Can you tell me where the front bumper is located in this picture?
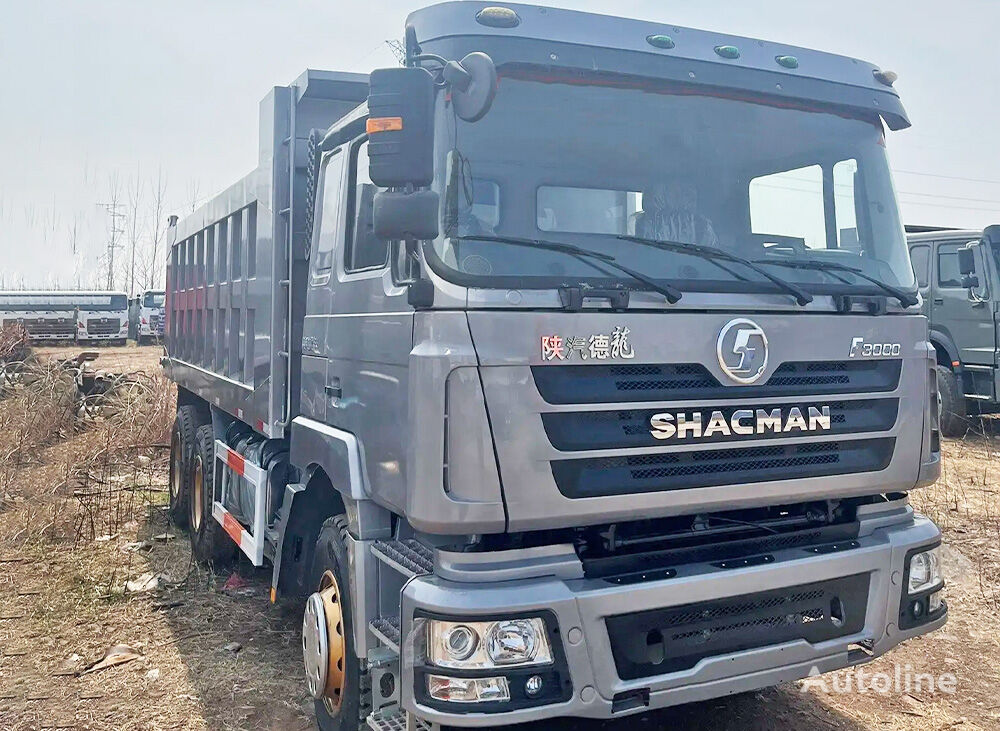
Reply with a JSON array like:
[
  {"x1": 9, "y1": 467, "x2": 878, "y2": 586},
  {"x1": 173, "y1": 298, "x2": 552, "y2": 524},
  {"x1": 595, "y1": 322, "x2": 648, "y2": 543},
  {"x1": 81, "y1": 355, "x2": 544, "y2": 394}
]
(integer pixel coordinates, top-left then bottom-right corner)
[{"x1": 401, "y1": 505, "x2": 945, "y2": 726}]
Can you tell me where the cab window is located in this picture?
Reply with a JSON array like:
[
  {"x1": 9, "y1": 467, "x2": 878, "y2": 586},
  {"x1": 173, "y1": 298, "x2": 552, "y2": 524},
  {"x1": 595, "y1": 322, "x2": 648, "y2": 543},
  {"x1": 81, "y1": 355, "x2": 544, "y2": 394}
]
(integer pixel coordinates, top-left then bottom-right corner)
[
  {"x1": 315, "y1": 149, "x2": 347, "y2": 272},
  {"x1": 937, "y1": 244, "x2": 963, "y2": 288},
  {"x1": 345, "y1": 141, "x2": 389, "y2": 272}
]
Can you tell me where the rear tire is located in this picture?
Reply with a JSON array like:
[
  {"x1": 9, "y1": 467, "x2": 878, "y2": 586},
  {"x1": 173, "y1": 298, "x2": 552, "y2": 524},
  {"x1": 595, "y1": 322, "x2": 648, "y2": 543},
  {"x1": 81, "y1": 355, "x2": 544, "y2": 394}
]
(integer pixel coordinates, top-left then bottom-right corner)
[
  {"x1": 167, "y1": 406, "x2": 199, "y2": 528},
  {"x1": 310, "y1": 516, "x2": 370, "y2": 731},
  {"x1": 936, "y1": 364, "x2": 966, "y2": 438},
  {"x1": 188, "y1": 424, "x2": 237, "y2": 565}
]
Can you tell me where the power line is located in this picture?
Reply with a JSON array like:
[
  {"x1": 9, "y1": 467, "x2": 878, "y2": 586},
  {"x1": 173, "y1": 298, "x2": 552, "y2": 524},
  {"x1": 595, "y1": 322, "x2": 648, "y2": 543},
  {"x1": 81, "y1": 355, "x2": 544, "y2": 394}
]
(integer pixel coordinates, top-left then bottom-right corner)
[{"x1": 891, "y1": 169, "x2": 1000, "y2": 187}]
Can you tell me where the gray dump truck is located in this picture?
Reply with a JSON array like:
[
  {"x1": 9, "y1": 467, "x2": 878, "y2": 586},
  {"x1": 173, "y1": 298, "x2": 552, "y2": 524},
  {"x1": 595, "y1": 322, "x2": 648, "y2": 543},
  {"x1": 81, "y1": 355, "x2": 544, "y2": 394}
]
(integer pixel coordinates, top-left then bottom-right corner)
[
  {"x1": 163, "y1": 4, "x2": 946, "y2": 729},
  {"x1": 907, "y1": 226, "x2": 1000, "y2": 436}
]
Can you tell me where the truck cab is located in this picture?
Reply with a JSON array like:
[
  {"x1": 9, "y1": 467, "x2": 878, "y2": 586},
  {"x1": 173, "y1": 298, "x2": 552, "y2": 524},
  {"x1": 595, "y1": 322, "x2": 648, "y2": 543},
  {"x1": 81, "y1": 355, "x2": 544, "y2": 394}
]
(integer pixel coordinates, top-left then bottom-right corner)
[
  {"x1": 907, "y1": 226, "x2": 1000, "y2": 434},
  {"x1": 132, "y1": 289, "x2": 166, "y2": 344}
]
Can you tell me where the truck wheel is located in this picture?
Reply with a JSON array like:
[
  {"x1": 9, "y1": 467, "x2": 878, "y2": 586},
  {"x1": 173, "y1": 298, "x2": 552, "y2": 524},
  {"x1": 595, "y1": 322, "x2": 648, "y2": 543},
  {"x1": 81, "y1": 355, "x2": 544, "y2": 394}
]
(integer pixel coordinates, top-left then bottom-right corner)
[
  {"x1": 188, "y1": 424, "x2": 237, "y2": 565},
  {"x1": 936, "y1": 364, "x2": 966, "y2": 438},
  {"x1": 304, "y1": 516, "x2": 370, "y2": 731},
  {"x1": 167, "y1": 406, "x2": 199, "y2": 528}
]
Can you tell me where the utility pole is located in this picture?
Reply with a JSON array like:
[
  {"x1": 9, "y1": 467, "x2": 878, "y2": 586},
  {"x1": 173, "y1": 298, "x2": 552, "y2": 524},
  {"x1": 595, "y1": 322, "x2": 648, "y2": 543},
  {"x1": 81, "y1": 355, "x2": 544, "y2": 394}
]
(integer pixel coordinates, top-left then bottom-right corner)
[
  {"x1": 386, "y1": 39, "x2": 406, "y2": 65},
  {"x1": 97, "y1": 200, "x2": 125, "y2": 290}
]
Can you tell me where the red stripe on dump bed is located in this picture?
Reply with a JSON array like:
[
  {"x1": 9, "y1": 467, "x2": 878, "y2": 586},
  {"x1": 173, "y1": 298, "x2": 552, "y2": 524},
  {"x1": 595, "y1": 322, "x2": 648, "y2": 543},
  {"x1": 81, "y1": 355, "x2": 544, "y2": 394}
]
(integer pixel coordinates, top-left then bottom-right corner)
[
  {"x1": 226, "y1": 449, "x2": 245, "y2": 476},
  {"x1": 222, "y1": 512, "x2": 243, "y2": 545}
]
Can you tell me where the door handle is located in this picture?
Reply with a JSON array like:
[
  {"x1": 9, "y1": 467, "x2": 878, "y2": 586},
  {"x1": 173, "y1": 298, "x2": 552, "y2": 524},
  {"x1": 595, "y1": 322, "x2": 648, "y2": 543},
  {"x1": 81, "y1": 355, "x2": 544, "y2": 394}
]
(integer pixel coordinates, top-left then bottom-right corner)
[
  {"x1": 325, "y1": 378, "x2": 342, "y2": 400},
  {"x1": 933, "y1": 298, "x2": 944, "y2": 305}
]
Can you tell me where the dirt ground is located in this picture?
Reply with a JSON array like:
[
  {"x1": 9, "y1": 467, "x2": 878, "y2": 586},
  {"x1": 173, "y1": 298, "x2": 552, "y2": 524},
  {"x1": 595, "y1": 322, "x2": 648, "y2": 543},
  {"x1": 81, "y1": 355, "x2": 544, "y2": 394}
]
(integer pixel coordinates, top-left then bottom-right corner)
[{"x1": 1, "y1": 344, "x2": 998, "y2": 730}]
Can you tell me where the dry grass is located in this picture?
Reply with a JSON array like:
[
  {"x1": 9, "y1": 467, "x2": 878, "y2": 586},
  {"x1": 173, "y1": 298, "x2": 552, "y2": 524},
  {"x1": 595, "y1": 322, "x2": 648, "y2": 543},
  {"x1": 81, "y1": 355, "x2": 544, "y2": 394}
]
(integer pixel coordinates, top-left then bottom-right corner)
[{"x1": 0, "y1": 344, "x2": 998, "y2": 731}]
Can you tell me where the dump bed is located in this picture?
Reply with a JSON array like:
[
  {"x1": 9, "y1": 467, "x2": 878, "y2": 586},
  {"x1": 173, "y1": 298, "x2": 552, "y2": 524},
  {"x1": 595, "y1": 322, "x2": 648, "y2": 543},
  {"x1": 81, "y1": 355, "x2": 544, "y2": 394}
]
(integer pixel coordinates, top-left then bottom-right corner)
[{"x1": 164, "y1": 70, "x2": 368, "y2": 438}]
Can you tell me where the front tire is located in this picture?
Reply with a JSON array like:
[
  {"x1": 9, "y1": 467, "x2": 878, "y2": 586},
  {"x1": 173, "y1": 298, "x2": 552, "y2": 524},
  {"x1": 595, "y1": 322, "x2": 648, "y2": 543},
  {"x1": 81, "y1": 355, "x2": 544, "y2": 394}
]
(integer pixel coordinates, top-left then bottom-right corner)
[
  {"x1": 188, "y1": 424, "x2": 237, "y2": 565},
  {"x1": 936, "y1": 364, "x2": 966, "y2": 438},
  {"x1": 308, "y1": 516, "x2": 370, "y2": 731}
]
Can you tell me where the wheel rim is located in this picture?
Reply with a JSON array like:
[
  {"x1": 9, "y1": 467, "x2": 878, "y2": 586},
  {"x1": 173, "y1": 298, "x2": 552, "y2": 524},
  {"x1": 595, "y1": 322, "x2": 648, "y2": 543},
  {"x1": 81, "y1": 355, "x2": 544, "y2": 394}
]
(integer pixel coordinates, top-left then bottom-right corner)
[
  {"x1": 302, "y1": 570, "x2": 346, "y2": 715},
  {"x1": 191, "y1": 455, "x2": 204, "y2": 532},
  {"x1": 169, "y1": 432, "x2": 182, "y2": 504}
]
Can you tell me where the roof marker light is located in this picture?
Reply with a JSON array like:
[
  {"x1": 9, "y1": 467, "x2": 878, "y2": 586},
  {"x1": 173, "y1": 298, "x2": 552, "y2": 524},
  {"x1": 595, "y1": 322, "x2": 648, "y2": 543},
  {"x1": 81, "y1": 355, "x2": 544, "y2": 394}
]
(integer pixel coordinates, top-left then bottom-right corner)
[
  {"x1": 646, "y1": 34, "x2": 675, "y2": 49},
  {"x1": 873, "y1": 69, "x2": 898, "y2": 86},
  {"x1": 775, "y1": 55, "x2": 799, "y2": 69},
  {"x1": 714, "y1": 45, "x2": 740, "y2": 60},
  {"x1": 476, "y1": 6, "x2": 520, "y2": 28}
]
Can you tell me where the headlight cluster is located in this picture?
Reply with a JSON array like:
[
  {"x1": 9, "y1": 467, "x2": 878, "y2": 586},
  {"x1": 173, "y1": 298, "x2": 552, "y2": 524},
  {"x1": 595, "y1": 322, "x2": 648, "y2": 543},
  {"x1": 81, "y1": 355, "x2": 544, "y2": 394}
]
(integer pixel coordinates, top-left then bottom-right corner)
[
  {"x1": 901, "y1": 546, "x2": 945, "y2": 629},
  {"x1": 427, "y1": 618, "x2": 553, "y2": 669},
  {"x1": 907, "y1": 547, "x2": 943, "y2": 595}
]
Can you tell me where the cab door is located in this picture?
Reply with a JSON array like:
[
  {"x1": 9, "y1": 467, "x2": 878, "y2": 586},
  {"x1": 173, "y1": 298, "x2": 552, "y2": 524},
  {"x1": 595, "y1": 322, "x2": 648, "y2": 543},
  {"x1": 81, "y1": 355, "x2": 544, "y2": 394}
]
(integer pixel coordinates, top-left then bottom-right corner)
[
  {"x1": 933, "y1": 241, "x2": 996, "y2": 372},
  {"x1": 300, "y1": 145, "x2": 349, "y2": 422}
]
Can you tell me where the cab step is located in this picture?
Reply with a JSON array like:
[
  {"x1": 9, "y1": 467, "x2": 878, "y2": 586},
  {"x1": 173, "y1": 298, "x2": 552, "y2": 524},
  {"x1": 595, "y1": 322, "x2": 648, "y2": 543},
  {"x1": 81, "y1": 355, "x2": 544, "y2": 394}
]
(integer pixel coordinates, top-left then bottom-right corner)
[
  {"x1": 369, "y1": 616, "x2": 401, "y2": 653},
  {"x1": 371, "y1": 539, "x2": 433, "y2": 578},
  {"x1": 366, "y1": 706, "x2": 434, "y2": 731}
]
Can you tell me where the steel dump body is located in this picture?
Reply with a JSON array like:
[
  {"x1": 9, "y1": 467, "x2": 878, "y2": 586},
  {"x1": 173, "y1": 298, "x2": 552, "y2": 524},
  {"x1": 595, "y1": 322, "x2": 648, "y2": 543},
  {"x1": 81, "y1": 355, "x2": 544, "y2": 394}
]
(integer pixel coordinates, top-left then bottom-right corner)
[
  {"x1": 161, "y1": 3, "x2": 946, "y2": 727},
  {"x1": 165, "y1": 71, "x2": 367, "y2": 437}
]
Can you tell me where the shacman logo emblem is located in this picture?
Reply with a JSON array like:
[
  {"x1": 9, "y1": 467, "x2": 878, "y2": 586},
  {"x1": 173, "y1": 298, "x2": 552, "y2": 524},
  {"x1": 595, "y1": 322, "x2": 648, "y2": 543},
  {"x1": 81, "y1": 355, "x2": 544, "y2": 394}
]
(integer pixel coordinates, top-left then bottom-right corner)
[{"x1": 717, "y1": 318, "x2": 768, "y2": 384}]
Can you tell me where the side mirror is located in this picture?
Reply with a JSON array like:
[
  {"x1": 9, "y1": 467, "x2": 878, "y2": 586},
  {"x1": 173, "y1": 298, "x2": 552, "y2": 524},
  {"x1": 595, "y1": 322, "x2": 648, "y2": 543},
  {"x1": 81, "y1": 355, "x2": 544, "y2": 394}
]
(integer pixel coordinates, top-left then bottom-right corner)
[
  {"x1": 367, "y1": 67, "x2": 435, "y2": 188},
  {"x1": 443, "y1": 52, "x2": 497, "y2": 122},
  {"x1": 957, "y1": 246, "x2": 976, "y2": 276},
  {"x1": 373, "y1": 190, "x2": 439, "y2": 241},
  {"x1": 962, "y1": 273, "x2": 980, "y2": 290}
]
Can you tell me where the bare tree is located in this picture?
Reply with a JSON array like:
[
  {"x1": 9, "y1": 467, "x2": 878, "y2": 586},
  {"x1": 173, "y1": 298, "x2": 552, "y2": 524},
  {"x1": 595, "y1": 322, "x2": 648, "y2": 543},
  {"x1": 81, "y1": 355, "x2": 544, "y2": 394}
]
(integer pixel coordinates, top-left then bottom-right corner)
[
  {"x1": 186, "y1": 179, "x2": 201, "y2": 214},
  {"x1": 124, "y1": 165, "x2": 145, "y2": 297},
  {"x1": 143, "y1": 168, "x2": 168, "y2": 290}
]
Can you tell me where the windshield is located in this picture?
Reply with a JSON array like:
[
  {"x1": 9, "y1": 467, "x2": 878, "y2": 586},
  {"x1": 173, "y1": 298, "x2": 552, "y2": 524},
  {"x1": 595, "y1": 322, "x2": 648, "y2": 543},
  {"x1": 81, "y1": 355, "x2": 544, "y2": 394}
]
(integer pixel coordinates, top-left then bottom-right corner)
[
  {"x1": 143, "y1": 292, "x2": 165, "y2": 308},
  {"x1": 80, "y1": 295, "x2": 128, "y2": 311},
  {"x1": 427, "y1": 69, "x2": 915, "y2": 299}
]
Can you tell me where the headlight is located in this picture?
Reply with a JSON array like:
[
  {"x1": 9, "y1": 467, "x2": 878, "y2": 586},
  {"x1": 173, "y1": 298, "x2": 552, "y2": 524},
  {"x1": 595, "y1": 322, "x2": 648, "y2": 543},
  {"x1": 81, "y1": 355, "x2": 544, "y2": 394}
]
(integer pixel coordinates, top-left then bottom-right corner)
[
  {"x1": 426, "y1": 618, "x2": 553, "y2": 669},
  {"x1": 908, "y1": 547, "x2": 943, "y2": 594}
]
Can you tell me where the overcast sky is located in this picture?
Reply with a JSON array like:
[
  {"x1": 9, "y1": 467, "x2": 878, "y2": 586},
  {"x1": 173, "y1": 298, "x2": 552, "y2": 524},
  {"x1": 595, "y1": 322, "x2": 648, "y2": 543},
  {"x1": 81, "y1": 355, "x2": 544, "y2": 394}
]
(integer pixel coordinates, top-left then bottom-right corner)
[{"x1": 1, "y1": 0, "x2": 998, "y2": 289}]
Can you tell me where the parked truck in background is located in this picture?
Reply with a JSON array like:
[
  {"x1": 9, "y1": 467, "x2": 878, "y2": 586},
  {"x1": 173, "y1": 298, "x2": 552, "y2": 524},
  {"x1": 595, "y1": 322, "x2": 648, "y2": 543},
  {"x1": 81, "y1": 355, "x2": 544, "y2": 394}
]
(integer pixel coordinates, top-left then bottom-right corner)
[
  {"x1": 0, "y1": 291, "x2": 79, "y2": 343},
  {"x1": 130, "y1": 289, "x2": 166, "y2": 344},
  {"x1": 75, "y1": 290, "x2": 129, "y2": 345},
  {"x1": 163, "y1": 4, "x2": 946, "y2": 729},
  {"x1": 907, "y1": 225, "x2": 1000, "y2": 436}
]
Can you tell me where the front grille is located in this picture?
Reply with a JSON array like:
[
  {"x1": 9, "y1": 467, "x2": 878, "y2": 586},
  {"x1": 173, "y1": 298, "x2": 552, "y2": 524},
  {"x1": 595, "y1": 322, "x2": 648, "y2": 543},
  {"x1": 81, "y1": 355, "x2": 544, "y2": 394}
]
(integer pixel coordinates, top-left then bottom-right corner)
[
  {"x1": 552, "y1": 438, "x2": 895, "y2": 498},
  {"x1": 543, "y1": 398, "x2": 898, "y2": 451},
  {"x1": 532, "y1": 359, "x2": 901, "y2": 404},
  {"x1": 4, "y1": 317, "x2": 76, "y2": 337},
  {"x1": 606, "y1": 573, "x2": 870, "y2": 678},
  {"x1": 149, "y1": 315, "x2": 163, "y2": 333},
  {"x1": 86, "y1": 318, "x2": 120, "y2": 335}
]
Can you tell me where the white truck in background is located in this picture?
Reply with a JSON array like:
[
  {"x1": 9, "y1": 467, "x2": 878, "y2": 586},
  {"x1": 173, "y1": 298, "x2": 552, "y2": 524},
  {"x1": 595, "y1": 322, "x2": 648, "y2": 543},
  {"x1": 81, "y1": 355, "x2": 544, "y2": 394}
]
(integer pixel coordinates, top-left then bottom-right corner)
[
  {"x1": 75, "y1": 291, "x2": 129, "y2": 345},
  {"x1": 0, "y1": 291, "x2": 78, "y2": 343},
  {"x1": 130, "y1": 289, "x2": 166, "y2": 344}
]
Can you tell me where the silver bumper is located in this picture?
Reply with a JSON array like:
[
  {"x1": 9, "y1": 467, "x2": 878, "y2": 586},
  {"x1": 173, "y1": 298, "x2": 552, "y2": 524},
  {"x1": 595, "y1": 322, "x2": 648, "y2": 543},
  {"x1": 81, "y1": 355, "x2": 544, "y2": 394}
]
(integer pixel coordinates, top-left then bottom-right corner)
[{"x1": 400, "y1": 505, "x2": 945, "y2": 726}]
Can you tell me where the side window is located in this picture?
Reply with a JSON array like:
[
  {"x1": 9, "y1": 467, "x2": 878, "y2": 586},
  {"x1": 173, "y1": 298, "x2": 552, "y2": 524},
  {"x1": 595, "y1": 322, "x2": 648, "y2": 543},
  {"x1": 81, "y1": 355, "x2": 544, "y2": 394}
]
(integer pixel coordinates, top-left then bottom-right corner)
[
  {"x1": 909, "y1": 245, "x2": 930, "y2": 288},
  {"x1": 937, "y1": 244, "x2": 963, "y2": 288},
  {"x1": 314, "y1": 149, "x2": 347, "y2": 271},
  {"x1": 749, "y1": 164, "x2": 826, "y2": 249},
  {"x1": 832, "y1": 159, "x2": 860, "y2": 250},
  {"x1": 346, "y1": 141, "x2": 389, "y2": 272}
]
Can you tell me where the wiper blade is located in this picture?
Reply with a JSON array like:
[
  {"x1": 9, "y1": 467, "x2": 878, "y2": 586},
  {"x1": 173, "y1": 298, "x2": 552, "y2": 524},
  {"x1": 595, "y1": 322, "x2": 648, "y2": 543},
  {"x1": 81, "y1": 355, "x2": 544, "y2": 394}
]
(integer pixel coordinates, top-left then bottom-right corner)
[
  {"x1": 753, "y1": 257, "x2": 919, "y2": 307},
  {"x1": 453, "y1": 234, "x2": 682, "y2": 304},
  {"x1": 618, "y1": 234, "x2": 813, "y2": 306}
]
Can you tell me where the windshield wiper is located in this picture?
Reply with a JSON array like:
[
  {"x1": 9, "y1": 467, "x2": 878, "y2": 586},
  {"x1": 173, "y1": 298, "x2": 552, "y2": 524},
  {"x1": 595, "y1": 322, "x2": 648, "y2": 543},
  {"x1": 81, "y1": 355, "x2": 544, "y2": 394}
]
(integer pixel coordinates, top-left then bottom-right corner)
[
  {"x1": 618, "y1": 235, "x2": 813, "y2": 306},
  {"x1": 453, "y1": 234, "x2": 682, "y2": 304},
  {"x1": 752, "y1": 257, "x2": 918, "y2": 307}
]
